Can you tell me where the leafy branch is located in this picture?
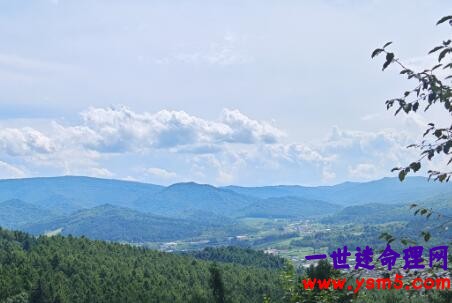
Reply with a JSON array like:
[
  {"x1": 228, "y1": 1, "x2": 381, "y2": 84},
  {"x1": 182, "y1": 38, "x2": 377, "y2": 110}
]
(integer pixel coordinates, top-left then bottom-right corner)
[{"x1": 372, "y1": 15, "x2": 452, "y2": 182}]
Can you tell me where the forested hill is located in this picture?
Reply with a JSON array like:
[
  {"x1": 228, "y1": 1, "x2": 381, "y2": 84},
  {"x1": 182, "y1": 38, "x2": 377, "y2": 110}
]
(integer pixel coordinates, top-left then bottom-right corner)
[
  {"x1": 0, "y1": 228, "x2": 284, "y2": 303},
  {"x1": 22, "y1": 204, "x2": 209, "y2": 242},
  {"x1": 224, "y1": 176, "x2": 452, "y2": 205},
  {"x1": 187, "y1": 246, "x2": 286, "y2": 269}
]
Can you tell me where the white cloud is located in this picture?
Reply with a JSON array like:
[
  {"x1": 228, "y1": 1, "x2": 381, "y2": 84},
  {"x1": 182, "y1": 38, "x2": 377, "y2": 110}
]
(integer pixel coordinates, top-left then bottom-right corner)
[
  {"x1": 145, "y1": 167, "x2": 177, "y2": 179},
  {"x1": 0, "y1": 106, "x2": 438, "y2": 185},
  {"x1": 220, "y1": 109, "x2": 284, "y2": 144},
  {"x1": 349, "y1": 163, "x2": 378, "y2": 180},
  {"x1": 322, "y1": 167, "x2": 336, "y2": 182},
  {"x1": 0, "y1": 107, "x2": 287, "y2": 183},
  {"x1": 0, "y1": 161, "x2": 26, "y2": 179},
  {"x1": 0, "y1": 127, "x2": 55, "y2": 156},
  {"x1": 57, "y1": 106, "x2": 284, "y2": 153},
  {"x1": 323, "y1": 126, "x2": 413, "y2": 161},
  {"x1": 86, "y1": 167, "x2": 114, "y2": 178},
  {"x1": 265, "y1": 143, "x2": 331, "y2": 164},
  {"x1": 319, "y1": 126, "x2": 423, "y2": 181}
]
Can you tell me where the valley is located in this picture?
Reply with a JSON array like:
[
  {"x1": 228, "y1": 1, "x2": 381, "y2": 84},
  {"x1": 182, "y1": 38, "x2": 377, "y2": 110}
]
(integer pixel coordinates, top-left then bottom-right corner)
[{"x1": 0, "y1": 176, "x2": 450, "y2": 269}]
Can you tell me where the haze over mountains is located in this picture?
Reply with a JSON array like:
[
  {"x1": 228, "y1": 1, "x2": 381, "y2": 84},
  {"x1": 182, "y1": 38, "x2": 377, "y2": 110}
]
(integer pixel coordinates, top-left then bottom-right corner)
[
  {"x1": 22, "y1": 204, "x2": 207, "y2": 242},
  {"x1": 0, "y1": 176, "x2": 163, "y2": 210},
  {"x1": 224, "y1": 177, "x2": 452, "y2": 204},
  {"x1": 0, "y1": 176, "x2": 451, "y2": 242}
]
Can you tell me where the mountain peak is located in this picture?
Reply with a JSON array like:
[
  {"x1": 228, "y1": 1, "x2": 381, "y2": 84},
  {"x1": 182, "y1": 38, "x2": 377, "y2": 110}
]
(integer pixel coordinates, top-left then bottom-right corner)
[{"x1": 168, "y1": 182, "x2": 216, "y2": 189}]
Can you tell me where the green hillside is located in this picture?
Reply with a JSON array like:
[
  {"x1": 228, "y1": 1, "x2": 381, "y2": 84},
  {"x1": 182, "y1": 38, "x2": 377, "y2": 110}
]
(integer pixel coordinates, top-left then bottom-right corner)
[
  {"x1": 240, "y1": 196, "x2": 341, "y2": 218},
  {"x1": 321, "y1": 203, "x2": 413, "y2": 224},
  {"x1": 133, "y1": 182, "x2": 259, "y2": 216},
  {"x1": 0, "y1": 228, "x2": 284, "y2": 303},
  {"x1": 188, "y1": 246, "x2": 286, "y2": 269},
  {"x1": 0, "y1": 199, "x2": 55, "y2": 229},
  {"x1": 22, "y1": 204, "x2": 249, "y2": 243}
]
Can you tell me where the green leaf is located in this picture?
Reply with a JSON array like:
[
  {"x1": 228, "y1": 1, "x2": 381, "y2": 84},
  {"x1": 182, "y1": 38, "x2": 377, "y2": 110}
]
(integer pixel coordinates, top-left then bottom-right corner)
[
  {"x1": 427, "y1": 150, "x2": 435, "y2": 160},
  {"x1": 438, "y1": 48, "x2": 450, "y2": 62},
  {"x1": 436, "y1": 145, "x2": 443, "y2": 153},
  {"x1": 436, "y1": 15, "x2": 452, "y2": 25},
  {"x1": 429, "y1": 45, "x2": 444, "y2": 54},
  {"x1": 444, "y1": 141, "x2": 452, "y2": 154},
  {"x1": 428, "y1": 45, "x2": 444, "y2": 54},
  {"x1": 371, "y1": 48, "x2": 383, "y2": 58},
  {"x1": 403, "y1": 103, "x2": 412, "y2": 113},
  {"x1": 434, "y1": 129, "x2": 443, "y2": 138},
  {"x1": 382, "y1": 52, "x2": 394, "y2": 70},
  {"x1": 431, "y1": 64, "x2": 442, "y2": 71},
  {"x1": 383, "y1": 41, "x2": 393, "y2": 48},
  {"x1": 409, "y1": 162, "x2": 421, "y2": 172},
  {"x1": 398, "y1": 170, "x2": 406, "y2": 182},
  {"x1": 438, "y1": 173, "x2": 447, "y2": 182}
]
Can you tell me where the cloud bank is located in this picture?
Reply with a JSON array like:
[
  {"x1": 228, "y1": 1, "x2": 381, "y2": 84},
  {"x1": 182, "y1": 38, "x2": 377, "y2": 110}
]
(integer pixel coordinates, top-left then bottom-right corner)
[{"x1": 0, "y1": 106, "x2": 430, "y2": 185}]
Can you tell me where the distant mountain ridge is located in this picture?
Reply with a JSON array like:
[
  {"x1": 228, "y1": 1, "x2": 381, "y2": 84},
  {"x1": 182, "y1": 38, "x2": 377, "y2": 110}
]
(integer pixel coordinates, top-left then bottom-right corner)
[
  {"x1": 0, "y1": 175, "x2": 451, "y2": 242},
  {"x1": 239, "y1": 196, "x2": 341, "y2": 218},
  {"x1": 0, "y1": 176, "x2": 451, "y2": 216},
  {"x1": 133, "y1": 182, "x2": 261, "y2": 216},
  {"x1": 22, "y1": 204, "x2": 204, "y2": 242},
  {"x1": 0, "y1": 176, "x2": 164, "y2": 210},
  {"x1": 0, "y1": 199, "x2": 56, "y2": 229},
  {"x1": 224, "y1": 176, "x2": 452, "y2": 205}
]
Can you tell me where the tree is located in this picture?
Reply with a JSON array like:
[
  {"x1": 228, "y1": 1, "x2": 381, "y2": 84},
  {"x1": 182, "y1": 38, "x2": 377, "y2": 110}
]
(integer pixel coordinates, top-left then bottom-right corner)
[
  {"x1": 209, "y1": 263, "x2": 226, "y2": 303},
  {"x1": 373, "y1": 15, "x2": 452, "y2": 250},
  {"x1": 306, "y1": 259, "x2": 335, "y2": 282},
  {"x1": 30, "y1": 279, "x2": 48, "y2": 303},
  {"x1": 372, "y1": 15, "x2": 452, "y2": 182}
]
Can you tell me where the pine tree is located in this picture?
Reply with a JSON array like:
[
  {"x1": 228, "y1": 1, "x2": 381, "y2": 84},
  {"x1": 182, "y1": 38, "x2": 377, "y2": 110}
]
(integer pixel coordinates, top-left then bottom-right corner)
[
  {"x1": 209, "y1": 263, "x2": 226, "y2": 303},
  {"x1": 30, "y1": 279, "x2": 47, "y2": 303}
]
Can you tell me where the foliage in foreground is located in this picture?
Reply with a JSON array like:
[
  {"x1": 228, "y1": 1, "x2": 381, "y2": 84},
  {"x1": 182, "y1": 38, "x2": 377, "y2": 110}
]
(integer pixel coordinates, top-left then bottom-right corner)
[
  {"x1": 0, "y1": 228, "x2": 284, "y2": 303},
  {"x1": 372, "y1": 15, "x2": 452, "y2": 182},
  {"x1": 187, "y1": 246, "x2": 286, "y2": 269}
]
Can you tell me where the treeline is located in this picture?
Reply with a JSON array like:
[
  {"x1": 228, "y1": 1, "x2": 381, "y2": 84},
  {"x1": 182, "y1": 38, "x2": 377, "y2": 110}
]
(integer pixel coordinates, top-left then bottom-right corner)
[
  {"x1": 187, "y1": 246, "x2": 286, "y2": 269},
  {"x1": 291, "y1": 223, "x2": 451, "y2": 252},
  {"x1": 0, "y1": 228, "x2": 284, "y2": 303}
]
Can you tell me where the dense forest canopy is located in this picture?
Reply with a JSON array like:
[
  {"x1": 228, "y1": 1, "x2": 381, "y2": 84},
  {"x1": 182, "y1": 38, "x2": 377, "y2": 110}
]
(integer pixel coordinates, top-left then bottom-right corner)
[{"x1": 0, "y1": 228, "x2": 284, "y2": 303}]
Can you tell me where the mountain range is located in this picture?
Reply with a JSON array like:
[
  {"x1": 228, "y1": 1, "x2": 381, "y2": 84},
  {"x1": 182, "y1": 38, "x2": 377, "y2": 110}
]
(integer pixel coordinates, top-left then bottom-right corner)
[
  {"x1": 21, "y1": 204, "x2": 207, "y2": 242},
  {"x1": 224, "y1": 176, "x2": 452, "y2": 205},
  {"x1": 0, "y1": 175, "x2": 451, "y2": 242}
]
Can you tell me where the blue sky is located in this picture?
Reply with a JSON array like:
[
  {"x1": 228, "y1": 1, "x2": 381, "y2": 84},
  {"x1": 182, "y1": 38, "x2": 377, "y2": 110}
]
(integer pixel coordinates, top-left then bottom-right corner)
[{"x1": 0, "y1": 0, "x2": 450, "y2": 185}]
